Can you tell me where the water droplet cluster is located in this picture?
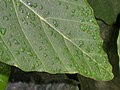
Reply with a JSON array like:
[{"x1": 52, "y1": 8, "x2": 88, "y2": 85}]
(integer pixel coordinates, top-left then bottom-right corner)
[{"x1": 0, "y1": 0, "x2": 110, "y2": 79}]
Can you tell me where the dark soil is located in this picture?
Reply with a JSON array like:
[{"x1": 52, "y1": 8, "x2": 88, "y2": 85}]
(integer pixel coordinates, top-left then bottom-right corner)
[{"x1": 7, "y1": 67, "x2": 79, "y2": 90}]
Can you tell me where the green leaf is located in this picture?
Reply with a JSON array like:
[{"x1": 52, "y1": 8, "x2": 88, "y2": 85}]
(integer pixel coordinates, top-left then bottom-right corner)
[
  {"x1": 118, "y1": 32, "x2": 120, "y2": 66},
  {"x1": 87, "y1": 0, "x2": 120, "y2": 24},
  {"x1": 0, "y1": 62, "x2": 11, "y2": 90},
  {"x1": 0, "y1": 0, "x2": 113, "y2": 81}
]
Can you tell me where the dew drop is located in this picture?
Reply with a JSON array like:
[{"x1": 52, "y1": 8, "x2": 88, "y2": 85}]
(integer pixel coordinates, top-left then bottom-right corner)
[
  {"x1": 92, "y1": 36, "x2": 97, "y2": 40},
  {"x1": 65, "y1": 5, "x2": 68, "y2": 9},
  {"x1": 26, "y1": 1, "x2": 31, "y2": 6},
  {"x1": 45, "y1": 11, "x2": 49, "y2": 15},
  {"x1": 16, "y1": 2, "x2": 22, "y2": 7},
  {"x1": 7, "y1": 41, "x2": 11, "y2": 47},
  {"x1": 40, "y1": 5, "x2": 43, "y2": 10},
  {"x1": 19, "y1": 8, "x2": 24, "y2": 13},
  {"x1": 26, "y1": 1, "x2": 37, "y2": 8},
  {"x1": 78, "y1": 40, "x2": 84, "y2": 47},
  {"x1": 53, "y1": 20, "x2": 58, "y2": 27},
  {"x1": 15, "y1": 50, "x2": 20, "y2": 55},
  {"x1": 50, "y1": 31, "x2": 54, "y2": 36},
  {"x1": 89, "y1": 19, "x2": 93, "y2": 22},
  {"x1": 2, "y1": 16, "x2": 9, "y2": 21},
  {"x1": 71, "y1": 9, "x2": 75, "y2": 13},
  {"x1": 35, "y1": 61, "x2": 40, "y2": 67},
  {"x1": 39, "y1": 46, "x2": 42, "y2": 50},
  {"x1": 86, "y1": 47, "x2": 90, "y2": 53},
  {"x1": 10, "y1": 34, "x2": 13, "y2": 38},
  {"x1": 80, "y1": 18, "x2": 84, "y2": 22},
  {"x1": 32, "y1": 64, "x2": 35, "y2": 70},
  {"x1": 33, "y1": 3, "x2": 38, "y2": 8},
  {"x1": 27, "y1": 51, "x2": 33, "y2": 56},
  {"x1": 14, "y1": 39, "x2": 20, "y2": 45},
  {"x1": 84, "y1": 69, "x2": 88, "y2": 74},
  {"x1": 43, "y1": 53, "x2": 47, "y2": 57},
  {"x1": 10, "y1": 7, "x2": 13, "y2": 11},
  {"x1": 0, "y1": 27, "x2": 7, "y2": 35},
  {"x1": 81, "y1": 7, "x2": 84, "y2": 11},
  {"x1": 20, "y1": 48, "x2": 25, "y2": 52},
  {"x1": 22, "y1": 18, "x2": 28, "y2": 25}
]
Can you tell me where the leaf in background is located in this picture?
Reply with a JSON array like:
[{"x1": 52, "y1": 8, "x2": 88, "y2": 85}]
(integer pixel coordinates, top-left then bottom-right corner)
[
  {"x1": 0, "y1": 62, "x2": 11, "y2": 90},
  {"x1": 118, "y1": 32, "x2": 120, "y2": 67},
  {"x1": 0, "y1": 0, "x2": 113, "y2": 81},
  {"x1": 87, "y1": 0, "x2": 120, "y2": 24}
]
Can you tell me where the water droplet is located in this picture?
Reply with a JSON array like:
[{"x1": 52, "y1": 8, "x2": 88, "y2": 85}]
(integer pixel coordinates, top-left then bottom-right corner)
[
  {"x1": 32, "y1": 3, "x2": 38, "y2": 8},
  {"x1": 50, "y1": 30, "x2": 54, "y2": 36},
  {"x1": 84, "y1": 69, "x2": 88, "y2": 74},
  {"x1": 2, "y1": 16, "x2": 9, "y2": 21},
  {"x1": 53, "y1": 20, "x2": 58, "y2": 27},
  {"x1": 14, "y1": 39, "x2": 20, "y2": 45},
  {"x1": 0, "y1": 49, "x2": 3, "y2": 56},
  {"x1": 8, "y1": 26, "x2": 12, "y2": 30},
  {"x1": 17, "y1": 2, "x2": 22, "y2": 7},
  {"x1": 26, "y1": 1, "x2": 37, "y2": 8},
  {"x1": 39, "y1": 46, "x2": 42, "y2": 50},
  {"x1": 20, "y1": 48, "x2": 25, "y2": 52},
  {"x1": 40, "y1": 5, "x2": 43, "y2": 10},
  {"x1": 19, "y1": 8, "x2": 24, "y2": 13},
  {"x1": 44, "y1": 39, "x2": 48, "y2": 43},
  {"x1": 86, "y1": 47, "x2": 90, "y2": 53},
  {"x1": 27, "y1": 51, "x2": 33, "y2": 56},
  {"x1": 45, "y1": 11, "x2": 49, "y2": 15},
  {"x1": 43, "y1": 53, "x2": 47, "y2": 57},
  {"x1": 22, "y1": 18, "x2": 28, "y2": 25},
  {"x1": 80, "y1": 18, "x2": 84, "y2": 22},
  {"x1": 71, "y1": 9, "x2": 75, "y2": 13},
  {"x1": 26, "y1": 1, "x2": 31, "y2": 6},
  {"x1": 89, "y1": 19, "x2": 93, "y2": 22},
  {"x1": 81, "y1": 7, "x2": 84, "y2": 11},
  {"x1": 10, "y1": 34, "x2": 13, "y2": 38},
  {"x1": 78, "y1": 40, "x2": 84, "y2": 47},
  {"x1": 10, "y1": 7, "x2": 13, "y2": 11},
  {"x1": 103, "y1": 60, "x2": 107, "y2": 63},
  {"x1": 15, "y1": 50, "x2": 20, "y2": 55},
  {"x1": 0, "y1": 27, "x2": 7, "y2": 35},
  {"x1": 65, "y1": 5, "x2": 68, "y2": 9},
  {"x1": 7, "y1": 41, "x2": 11, "y2": 47},
  {"x1": 92, "y1": 35, "x2": 97, "y2": 40},
  {"x1": 32, "y1": 64, "x2": 35, "y2": 69}
]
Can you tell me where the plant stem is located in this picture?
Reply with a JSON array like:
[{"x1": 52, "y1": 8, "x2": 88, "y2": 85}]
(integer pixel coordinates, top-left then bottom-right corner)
[{"x1": 0, "y1": 62, "x2": 11, "y2": 90}]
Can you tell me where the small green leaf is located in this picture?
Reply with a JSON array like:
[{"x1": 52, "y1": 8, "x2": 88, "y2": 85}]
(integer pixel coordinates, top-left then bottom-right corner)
[
  {"x1": 0, "y1": 0, "x2": 113, "y2": 81},
  {"x1": 87, "y1": 0, "x2": 120, "y2": 24},
  {"x1": 0, "y1": 62, "x2": 11, "y2": 90}
]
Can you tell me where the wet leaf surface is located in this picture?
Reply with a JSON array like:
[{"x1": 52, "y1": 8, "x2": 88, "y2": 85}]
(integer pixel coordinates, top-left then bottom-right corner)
[{"x1": 0, "y1": 0, "x2": 113, "y2": 80}]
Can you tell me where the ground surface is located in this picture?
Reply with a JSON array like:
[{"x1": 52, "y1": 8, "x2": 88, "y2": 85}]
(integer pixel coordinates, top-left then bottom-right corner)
[{"x1": 7, "y1": 67, "x2": 79, "y2": 90}]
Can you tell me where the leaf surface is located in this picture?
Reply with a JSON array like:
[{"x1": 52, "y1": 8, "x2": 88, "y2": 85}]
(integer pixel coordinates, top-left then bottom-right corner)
[
  {"x1": 87, "y1": 0, "x2": 120, "y2": 24},
  {"x1": 0, "y1": 0, "x2": 113, "y2": 80}
]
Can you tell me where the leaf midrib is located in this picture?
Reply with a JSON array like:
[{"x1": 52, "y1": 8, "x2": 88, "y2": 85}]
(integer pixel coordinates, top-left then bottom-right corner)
[
  {"x1": 11, "y1": 0, "x2": 112, "y2": 76},
  {"x1": 19, "y1": 0, "x2": 112, "y2": 76}
]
